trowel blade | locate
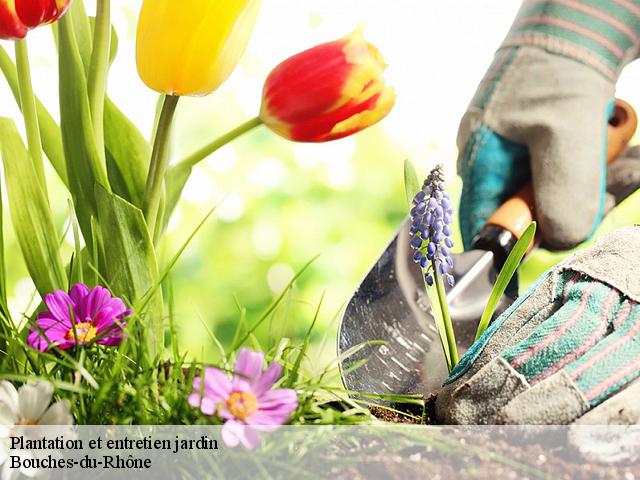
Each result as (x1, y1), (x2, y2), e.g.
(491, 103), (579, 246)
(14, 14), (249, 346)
(337, 217), (512, 402)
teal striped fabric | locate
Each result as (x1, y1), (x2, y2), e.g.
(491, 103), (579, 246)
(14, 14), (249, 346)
(502, 0), (640, 79)
(567, 300), (640, 405)
(502, 270), (640, 407)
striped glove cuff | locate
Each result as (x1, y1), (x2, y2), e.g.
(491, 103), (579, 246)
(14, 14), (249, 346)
(501, 0), (640, 80)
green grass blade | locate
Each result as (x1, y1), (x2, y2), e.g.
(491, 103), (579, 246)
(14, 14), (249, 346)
(404, 159), (420, 208)
(231, 255), (320, 351)
(475, 221), (537, 341)
(0, 173), (9, 352)
(0, 118), (67, 296)
(285, 291), (324, 387)
(137, 203), (218, 317)
(0, 173), (7, 312)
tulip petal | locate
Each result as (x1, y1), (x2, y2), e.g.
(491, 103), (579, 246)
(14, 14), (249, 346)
(136, 0), (261, 96)
(0, 0), (28, 40)
(260, 30), (394, 143)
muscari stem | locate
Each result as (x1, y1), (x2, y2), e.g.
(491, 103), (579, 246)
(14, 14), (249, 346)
(143, 95), (180, 236)
(87, 0), (111, 164)
(433, 264), (459, 371)
(15, 39), (46, 190)
(177, 116), (263, 170)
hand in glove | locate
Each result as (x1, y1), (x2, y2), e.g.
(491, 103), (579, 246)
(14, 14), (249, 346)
(436, 227), (640, 425)
(458, 0), (640, 251)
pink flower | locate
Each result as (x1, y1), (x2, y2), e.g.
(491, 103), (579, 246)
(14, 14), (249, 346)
(189, 348), (298, 449)
(27, 284), (130, 351)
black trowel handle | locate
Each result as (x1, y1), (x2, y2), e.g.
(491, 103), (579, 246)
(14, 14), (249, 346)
(472, 99), (638, 268)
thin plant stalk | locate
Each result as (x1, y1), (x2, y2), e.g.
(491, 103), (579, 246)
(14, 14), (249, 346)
(432, 268), (458, 370)
(163, 117), (263, 227)
(176, 116), (263, 170)
(14, 39), (46, 190)
(143, 94), (179, 237)
(87, 0), (111, 164)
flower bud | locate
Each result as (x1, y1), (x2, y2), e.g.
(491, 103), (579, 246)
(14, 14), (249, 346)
(260, 30), (395, 142)
(136, 0), (261, 96)
(0, 0), (71, 40)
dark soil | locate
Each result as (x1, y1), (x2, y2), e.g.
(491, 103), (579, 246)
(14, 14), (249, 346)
(365, 397), (638, 479)
(368, 394), (437, 424)
(329, 427), (639, 479)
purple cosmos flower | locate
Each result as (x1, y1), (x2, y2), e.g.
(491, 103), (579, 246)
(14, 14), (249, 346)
(189, 348), (298, 449)
(409, 164), (456, 287)
(27, 284), (130, 351)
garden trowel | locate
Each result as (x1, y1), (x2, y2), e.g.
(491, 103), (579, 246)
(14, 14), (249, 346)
(338, 99), (638, 403)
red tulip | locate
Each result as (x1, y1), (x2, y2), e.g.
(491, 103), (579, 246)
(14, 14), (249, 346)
(260, 30), (395, 143)
(0, 0), (72, 40)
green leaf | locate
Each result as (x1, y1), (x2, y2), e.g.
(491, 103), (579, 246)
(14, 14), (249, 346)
(0, 46), (67, 186)
(69, 1), (150, 208)
(58, 13), (110, 240)
(0, 118), (67, 296)
(68, 200), (84, 286)
(68, 1), (120, 70)
(87, 18), (119, 66)
(475, 221), (537, 341)
(69, 0), (93, 73)
(94, 185), (163, 357)
(425, 281), (452, 370)
(404, 159), (420, 208)
(104, 98), (150, 208)
(0, 174), (8, 317)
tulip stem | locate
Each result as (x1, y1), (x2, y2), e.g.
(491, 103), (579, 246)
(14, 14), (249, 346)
(433, 268), (459, 371)
(178, 116), (263, 170)
(88, 0), (111, 163)
(14, 39), (46, 191)
(161, 117), (263, 234)
(143, 95), (180, 236)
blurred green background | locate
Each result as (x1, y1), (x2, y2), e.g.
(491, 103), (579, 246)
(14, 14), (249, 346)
(1, 1), (640, 375)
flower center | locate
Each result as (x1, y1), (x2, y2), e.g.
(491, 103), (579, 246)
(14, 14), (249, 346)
(226, 392), (258, 421)
(15, 418), (37, 426)
(66, 322), (97, 343)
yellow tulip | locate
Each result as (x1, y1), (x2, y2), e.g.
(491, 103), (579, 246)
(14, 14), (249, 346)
(136, 0), (261, 96)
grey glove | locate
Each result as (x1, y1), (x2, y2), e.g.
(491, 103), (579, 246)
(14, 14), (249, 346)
(458, 0), (640, 250)
(436, 226), (640, 425)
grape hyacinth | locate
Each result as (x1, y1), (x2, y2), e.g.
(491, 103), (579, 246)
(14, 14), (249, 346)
(409, 164), (455, 288)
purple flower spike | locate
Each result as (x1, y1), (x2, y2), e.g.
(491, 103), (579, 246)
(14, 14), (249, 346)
(413, 191), (426, 204)
(27, 284), (130, 351)
(408, 164), (456, 287)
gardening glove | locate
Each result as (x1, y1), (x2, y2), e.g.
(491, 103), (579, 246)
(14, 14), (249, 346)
(436, 226), (640, 425)
(458, 0), (640, 251)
